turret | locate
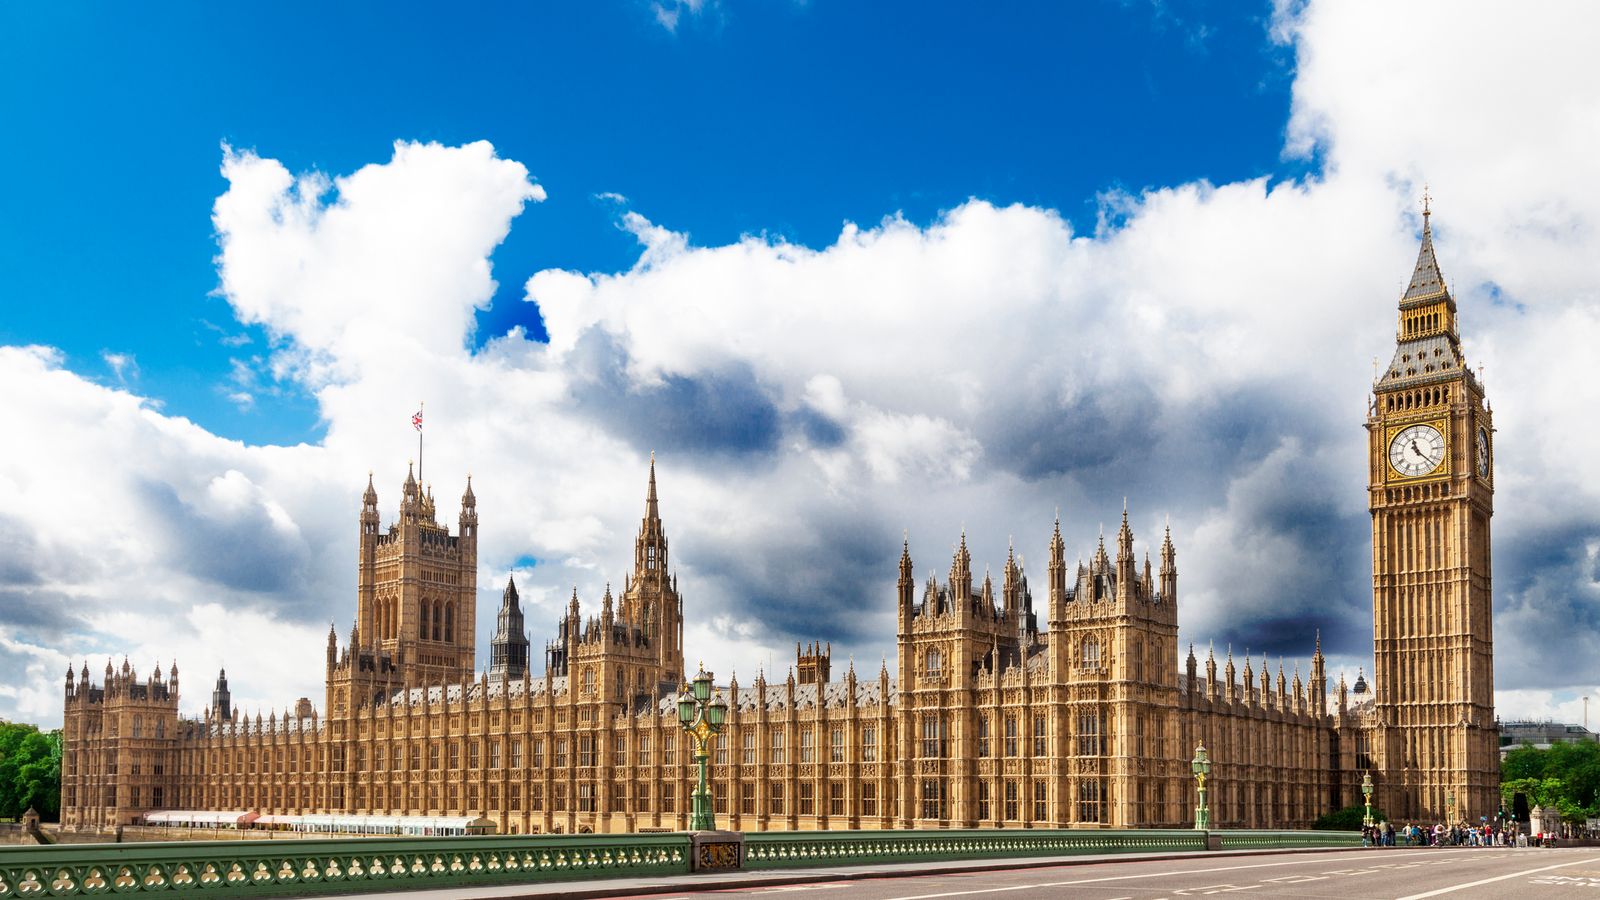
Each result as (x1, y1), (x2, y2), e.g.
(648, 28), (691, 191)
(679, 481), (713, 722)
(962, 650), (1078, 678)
(1159, 522), (1177, 604)
(950, 530), (972, 602)
(1311, 630), (1327, 716)
(211, 669), (232, 720)
(1048, 513), (1067, 611)
(1114, 502), (1135, 601)
(326, 623), (338, 673)
(458, 475), (478, 541)
(897, 534), (915, 624)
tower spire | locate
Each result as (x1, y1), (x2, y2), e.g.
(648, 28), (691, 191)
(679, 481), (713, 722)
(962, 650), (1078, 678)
(646, 450), (659, 521)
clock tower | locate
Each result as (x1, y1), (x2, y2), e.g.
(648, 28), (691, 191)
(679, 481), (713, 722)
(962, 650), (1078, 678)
(1367, 200), (1497, 823)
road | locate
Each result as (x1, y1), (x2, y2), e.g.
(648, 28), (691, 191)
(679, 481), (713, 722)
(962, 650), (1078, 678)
(606, 848), (1600, 900)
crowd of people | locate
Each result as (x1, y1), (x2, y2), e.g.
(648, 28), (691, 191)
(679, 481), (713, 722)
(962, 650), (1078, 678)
(1361, 821), (1556, 848)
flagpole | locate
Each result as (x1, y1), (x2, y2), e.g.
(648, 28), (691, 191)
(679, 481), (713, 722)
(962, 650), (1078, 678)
(417, 400), (424, 487)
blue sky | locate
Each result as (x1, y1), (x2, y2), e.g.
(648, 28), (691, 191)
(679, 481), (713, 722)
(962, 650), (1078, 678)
(2, 1), (1297, 445)
(2, 1), (1599, 728)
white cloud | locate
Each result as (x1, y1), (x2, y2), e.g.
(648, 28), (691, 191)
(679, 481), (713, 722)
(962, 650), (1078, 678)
(2, 1), (1599, 730)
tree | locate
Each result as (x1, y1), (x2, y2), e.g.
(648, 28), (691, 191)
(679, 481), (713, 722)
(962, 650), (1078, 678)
(1314, 804), (1388, 830)
(0, 722), (61, 821)
(1500, 740), (1600, 822)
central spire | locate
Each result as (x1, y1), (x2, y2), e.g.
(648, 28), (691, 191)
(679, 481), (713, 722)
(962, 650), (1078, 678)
(646, 450), (659, 522)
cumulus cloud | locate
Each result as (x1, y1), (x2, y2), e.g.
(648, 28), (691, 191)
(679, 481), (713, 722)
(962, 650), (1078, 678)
(2, 2), (1599, 730)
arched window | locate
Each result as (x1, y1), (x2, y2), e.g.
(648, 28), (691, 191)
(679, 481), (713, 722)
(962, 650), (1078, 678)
(432, 602), (442, 641)
(132, 715), (143, 738)
(1082, 637), (1101, 669)
(444, 603), (454, 643)
(583, 667), (596, 694)
(643, 605), (654, 641)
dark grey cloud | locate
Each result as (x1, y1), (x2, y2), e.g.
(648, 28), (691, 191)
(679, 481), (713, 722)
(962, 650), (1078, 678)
(567, 328), (781, 457)
(687, 506), (897, 649)
(135, 479), (313, 601)
(1494, 519), (1600, 691)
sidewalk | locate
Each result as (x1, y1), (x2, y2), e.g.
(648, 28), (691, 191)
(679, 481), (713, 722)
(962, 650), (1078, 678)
(376, 844), (1372, 900)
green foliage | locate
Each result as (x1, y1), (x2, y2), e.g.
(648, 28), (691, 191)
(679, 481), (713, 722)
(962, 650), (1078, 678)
(1314, 804), (1387, 830)
(0, 722), (61, 821)
(1500, 740), (1600, 822)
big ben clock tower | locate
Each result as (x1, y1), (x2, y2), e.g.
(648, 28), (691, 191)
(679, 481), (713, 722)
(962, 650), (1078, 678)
(1368, 198), (1497, 823)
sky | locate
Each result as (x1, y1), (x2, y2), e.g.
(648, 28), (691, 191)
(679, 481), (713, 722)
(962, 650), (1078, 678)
(0, 0), (1597, 730)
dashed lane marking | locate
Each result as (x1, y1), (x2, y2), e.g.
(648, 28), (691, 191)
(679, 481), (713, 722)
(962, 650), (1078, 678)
(878, 850), (1467, 900)
(1396, 854), (1600, 899)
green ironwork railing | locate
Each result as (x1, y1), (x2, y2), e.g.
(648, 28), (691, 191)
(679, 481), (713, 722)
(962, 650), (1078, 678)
(0, 828), (1365, 896)
(745, 828), (1208, 869)
(1212, 829), (1363, 850)
(0, 832), (688, 898)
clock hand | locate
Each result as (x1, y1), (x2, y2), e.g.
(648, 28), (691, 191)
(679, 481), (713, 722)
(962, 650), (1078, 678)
(1411, 440), (1424, 458)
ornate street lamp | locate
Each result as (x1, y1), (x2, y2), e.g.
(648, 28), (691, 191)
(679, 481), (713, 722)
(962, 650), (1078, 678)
(1191, 742), (1212, 830)
(677, 665), (729, 831)
(1446, 790), (1456, 825)
(1362, 771), (1374, 828)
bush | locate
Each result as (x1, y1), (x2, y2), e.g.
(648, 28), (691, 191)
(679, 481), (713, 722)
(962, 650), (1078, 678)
(1314, 804), (1387, 831)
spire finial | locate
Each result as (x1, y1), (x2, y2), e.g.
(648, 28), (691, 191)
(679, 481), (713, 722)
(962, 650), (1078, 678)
(1422, 183), (1431, 222)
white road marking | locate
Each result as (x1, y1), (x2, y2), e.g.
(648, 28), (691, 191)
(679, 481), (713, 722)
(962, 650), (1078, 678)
(1396, 854), (1600, 899)
(878, 850), (1465, 900)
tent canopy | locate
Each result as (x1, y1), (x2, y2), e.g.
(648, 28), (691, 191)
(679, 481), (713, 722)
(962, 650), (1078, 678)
(141, 810), (257, 827)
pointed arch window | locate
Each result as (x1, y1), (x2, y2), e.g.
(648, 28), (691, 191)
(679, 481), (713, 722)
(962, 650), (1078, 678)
(1081, 637), (1101, 670)
(432, 602), (442, 642)
(647, 545), (657, 569)
(444, 603), (454, 643)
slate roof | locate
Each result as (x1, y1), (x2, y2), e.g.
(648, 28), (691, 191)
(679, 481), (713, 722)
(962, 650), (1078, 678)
(1401, 217), (1448, 305)
(1376, 333), (1464, 390)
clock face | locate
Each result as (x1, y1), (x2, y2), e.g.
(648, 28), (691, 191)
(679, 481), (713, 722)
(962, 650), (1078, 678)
(1389, 424), (1446, 477)
(1476, 427), (1490, 478)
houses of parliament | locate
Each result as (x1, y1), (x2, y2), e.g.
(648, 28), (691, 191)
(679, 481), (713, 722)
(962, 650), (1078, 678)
(59, 208), (1498, 834)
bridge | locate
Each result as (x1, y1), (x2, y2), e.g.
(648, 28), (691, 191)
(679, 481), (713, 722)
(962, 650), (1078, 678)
(0, 828), (1357, 897)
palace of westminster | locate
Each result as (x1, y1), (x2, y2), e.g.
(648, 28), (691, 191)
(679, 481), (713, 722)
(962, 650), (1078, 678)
(60, 208), (1499, 834)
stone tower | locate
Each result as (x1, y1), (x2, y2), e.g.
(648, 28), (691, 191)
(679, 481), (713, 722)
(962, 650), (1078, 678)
(354, 466), (478, 688)
(1048, 508), (1180, 827)
(1367, 201), (1497, 822)
(489, 574), (530, 681)
(618, 454), (685, 695)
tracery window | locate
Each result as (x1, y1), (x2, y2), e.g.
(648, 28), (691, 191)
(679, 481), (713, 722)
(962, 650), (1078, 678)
(1077, 712), (1102, 756)
(1082, 637), (1101, 669)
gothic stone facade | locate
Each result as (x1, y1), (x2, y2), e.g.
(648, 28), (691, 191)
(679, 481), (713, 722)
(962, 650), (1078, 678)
(60, 215), (1496, 832)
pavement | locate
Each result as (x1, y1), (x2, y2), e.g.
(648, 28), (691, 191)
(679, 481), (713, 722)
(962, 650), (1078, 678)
(365, 844), (1600, 899)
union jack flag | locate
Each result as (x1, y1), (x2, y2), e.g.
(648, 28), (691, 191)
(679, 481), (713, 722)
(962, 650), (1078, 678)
(412, 408), (423, 431)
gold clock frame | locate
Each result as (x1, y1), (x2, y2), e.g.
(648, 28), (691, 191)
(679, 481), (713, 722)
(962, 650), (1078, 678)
(1385, 418), (1450, 482)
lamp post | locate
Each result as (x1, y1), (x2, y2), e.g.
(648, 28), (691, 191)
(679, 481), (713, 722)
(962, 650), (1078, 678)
(677, 665), (729, 831)
(1362, 771), (1374, 828)
(1191, 742), (1212, 830)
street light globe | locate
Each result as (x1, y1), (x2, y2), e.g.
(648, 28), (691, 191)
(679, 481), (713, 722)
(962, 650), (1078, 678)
(707, 696), (728, 727)
(677, 690), (696, 725)
(693, 668), (713, 703)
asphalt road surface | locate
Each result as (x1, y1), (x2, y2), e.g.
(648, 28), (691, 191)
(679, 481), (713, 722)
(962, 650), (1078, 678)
(609, 848), (1600, 900)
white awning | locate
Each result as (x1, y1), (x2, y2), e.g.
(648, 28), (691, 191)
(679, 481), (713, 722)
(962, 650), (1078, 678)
(141, 810), (257, 827)
(256, 814), (494, 834)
